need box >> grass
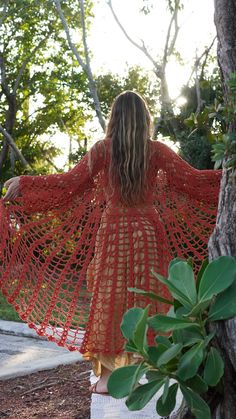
[0,292,22,322]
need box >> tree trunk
[208,0,236,417]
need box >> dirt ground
[0,362,92,419]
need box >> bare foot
[89,379,109,394]
[90,365,112,394]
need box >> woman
[1,91,221,394]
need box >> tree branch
[53,0,87,71]
[0,2,7,28]
[162,0,180,70]
[107,0,162,76]
[185,36,217,89]
[52,0,106,131]
[0,124,31,168]
[194,50,204,115]
[0,54,11,98]
[78,0,90,68]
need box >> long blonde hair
[106,91,151,205]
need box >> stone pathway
[0,320,82,379]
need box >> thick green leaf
[124,340,138,353]
[198,256,236,302]
[131,362,150,392]
[126,379,165,411]
[133,305,149,350]
[162,377,170,403]
[172,327,203,347]
[196,258,209,291]
[128,288,173,305]
[168,258,185,274]
[204,332,215,348]
[185,375,208,394]
[146,345,166,364]
[209,281,236,321]
[173,299,182,311]
[184,299,211,317]
[155,336,172,348]
[157,343,183,367]
[156,383,178,416]
[148,315,199,333]
[146,370,165,383]
[175,306,190,318]
[108,365,140,398]
[180,385,211,419]
[168,261,197,306]
[203,347,224,386]
[151,270,194,309]
[120,308,144,341]
[177,342,204,380]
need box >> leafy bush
[108,256,236,419]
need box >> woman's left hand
[3,177,21,201]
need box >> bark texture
[208,1,236,417]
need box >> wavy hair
[106,91,151,205]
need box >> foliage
[0,292,21,322]
[171,67,224,169]
[211,73,236,171]
[108,256,236,418]
[0,0,93,181]
[96,66,160,117]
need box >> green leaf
[198,256,236,302]
[168,261,197,306]
[180,385,211,419]
[172,327,203,347]
[162,377,170,403]
[146,370,165,383]
[168,258,185,274]
[175,306,190,318]
[196,259,209,292]
[146,345,166,364]
[128,288,173,305]
[132,305,150,350]
[148,314,199,333]
[124,340,138,353]
[203,347,224,386]
[151,271,194,309]
[173,299,182,311]
[183,300,211,317]
[156,383,178,416]
[209,281,236,321]
[155,336,172,348]
[204,332,215,348]
[177,342,204,380]
[108,365,142,398]
[126,379,165,411]
[185,375,208,394]
[120,308,144,341]
[157,343,183,367]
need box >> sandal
[89,382,110,396]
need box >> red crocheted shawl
[0,139,221,354]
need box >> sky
[54,0,217,167]
[89,0,216,97]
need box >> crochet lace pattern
[0,139,221,354]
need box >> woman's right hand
[3,176,21,201]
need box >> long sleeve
[156,141,222,203]
[19,140,106,212]
[152,141,222,268]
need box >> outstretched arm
[156,141,222,203]
[4,140,106,210]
